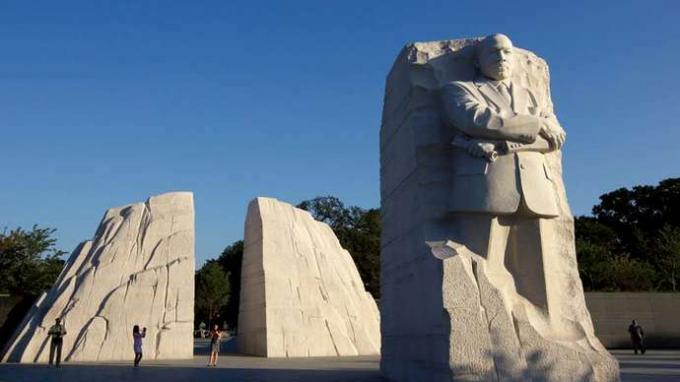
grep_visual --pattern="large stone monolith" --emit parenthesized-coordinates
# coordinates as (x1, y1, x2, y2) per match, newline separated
(2, 192, 195, 363)
(380, 36, 619, 381)
(237, 197, 380, 357)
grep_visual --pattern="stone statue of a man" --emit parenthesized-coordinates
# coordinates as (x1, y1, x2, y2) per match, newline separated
(380, 33, 619, 381)
(440, 33, 568, 311)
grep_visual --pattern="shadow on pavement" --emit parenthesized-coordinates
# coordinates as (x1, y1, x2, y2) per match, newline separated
(618, 361, 680, 370)
(0, 363, 386, 382)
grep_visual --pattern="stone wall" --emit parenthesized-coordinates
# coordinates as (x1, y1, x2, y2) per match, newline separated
(586, 292, 680, 348)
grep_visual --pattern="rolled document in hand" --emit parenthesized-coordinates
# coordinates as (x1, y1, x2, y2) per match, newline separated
(451, 135, 498, 162)
(452, 135, 553, 161)
(502, 138, 552, 153)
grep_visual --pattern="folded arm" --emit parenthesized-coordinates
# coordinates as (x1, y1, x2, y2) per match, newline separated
(441, 82, 541, 143)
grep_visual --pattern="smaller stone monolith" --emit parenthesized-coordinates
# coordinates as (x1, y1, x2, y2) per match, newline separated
(237, 197, 380, 357)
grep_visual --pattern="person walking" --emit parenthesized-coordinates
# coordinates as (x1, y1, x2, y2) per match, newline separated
(208, 324, 222, 367)
(48, 317, 67, 367)
(132, 325, 147, 366)
(628, 320, 646, 355)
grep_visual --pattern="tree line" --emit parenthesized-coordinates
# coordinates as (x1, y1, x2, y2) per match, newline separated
(575, 178, 680, 292)
(0, 226, 66, 345)
(196, 178, 680, 327)
(2, 178, 679, 333)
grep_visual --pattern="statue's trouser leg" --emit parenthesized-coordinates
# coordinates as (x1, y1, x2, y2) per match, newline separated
(450, 214, 516, 293)
(505, 216, 548, 312)
(451, 211, 549, 313)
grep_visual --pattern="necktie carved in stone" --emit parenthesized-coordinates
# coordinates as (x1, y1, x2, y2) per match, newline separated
(498, 82, 511, 104)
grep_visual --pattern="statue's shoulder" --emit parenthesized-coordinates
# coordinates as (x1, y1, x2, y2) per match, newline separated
(441, 80, 479, 98)
(443, 80, 474, 90)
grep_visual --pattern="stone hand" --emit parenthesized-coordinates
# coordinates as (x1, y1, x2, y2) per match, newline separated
(451, 136, 498, 162)
(468, 142, 495, 158)
(540, 122, 566, 150)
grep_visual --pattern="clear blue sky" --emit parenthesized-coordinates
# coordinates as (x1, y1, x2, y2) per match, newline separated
(1, 1, 679, 266)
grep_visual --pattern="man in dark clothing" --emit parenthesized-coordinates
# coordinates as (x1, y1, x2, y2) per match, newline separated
(628, 320, 645, 355)
(48, 317, 67, 367)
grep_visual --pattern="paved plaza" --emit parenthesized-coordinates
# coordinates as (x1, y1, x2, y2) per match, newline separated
(0, 339, 678, 382)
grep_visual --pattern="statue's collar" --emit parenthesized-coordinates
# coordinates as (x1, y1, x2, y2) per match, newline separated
(474, 75, 512, 89)
(472, 75, 515, 110)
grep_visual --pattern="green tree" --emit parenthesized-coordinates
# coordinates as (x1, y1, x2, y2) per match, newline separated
(599, 255, 657, 291)
(654, 225, 680, 291)
(298, 196, 381, 298)
(574, 178, 680, 291)
(576, 239, 612, 291)
(575, 217, 658, 291)
(215, 240, 243, 328)
(194, 261, 230, 327)
(0, 225, 66, 296)
(338, 208, 381, 297)
(575, 217, 623, 290)
(592, 177, 680, 262)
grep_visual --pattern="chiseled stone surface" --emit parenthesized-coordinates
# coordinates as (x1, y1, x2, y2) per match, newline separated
(380, 36, 619, 381)
(2, 192, 195, 363)
(237, 197, 380, 357)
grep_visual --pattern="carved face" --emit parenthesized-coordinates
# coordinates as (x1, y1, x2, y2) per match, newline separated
(477, 34, 514, 81)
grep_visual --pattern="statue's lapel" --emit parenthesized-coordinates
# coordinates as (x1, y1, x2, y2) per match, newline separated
(510, 82, 523, 113)
(511, 82, 540, 115)
(475, 77, 511, 112)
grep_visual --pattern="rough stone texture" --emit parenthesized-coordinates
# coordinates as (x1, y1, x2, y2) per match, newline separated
(379, 38, 619, 381)
(237, 197, 380, 357)
(2, 192, 195, 363)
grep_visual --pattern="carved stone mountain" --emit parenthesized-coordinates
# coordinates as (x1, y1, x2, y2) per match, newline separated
(379, 38, 619, 381)
(237, 197, 380, 357)
(2, 192, 195, 363)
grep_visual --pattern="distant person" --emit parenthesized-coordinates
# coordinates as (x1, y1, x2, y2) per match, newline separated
(133, 325, 147, 366)
(628, 320, 646, 355)
(199, 321, 207, 338)
(48, 317, 67, 367)
(208, 324, 222, 367)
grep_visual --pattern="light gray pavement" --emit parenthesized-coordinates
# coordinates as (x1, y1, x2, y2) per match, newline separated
(1, 339, 678, 381)
(612, 349, 680, 381)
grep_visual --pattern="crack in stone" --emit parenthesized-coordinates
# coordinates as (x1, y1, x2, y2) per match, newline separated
(95, 316, 110, 360)
(470, 259, 500, 382)
(324, 320, 340, 356)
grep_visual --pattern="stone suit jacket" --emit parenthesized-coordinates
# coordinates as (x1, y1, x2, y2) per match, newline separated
(441, 76, 562, 217)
